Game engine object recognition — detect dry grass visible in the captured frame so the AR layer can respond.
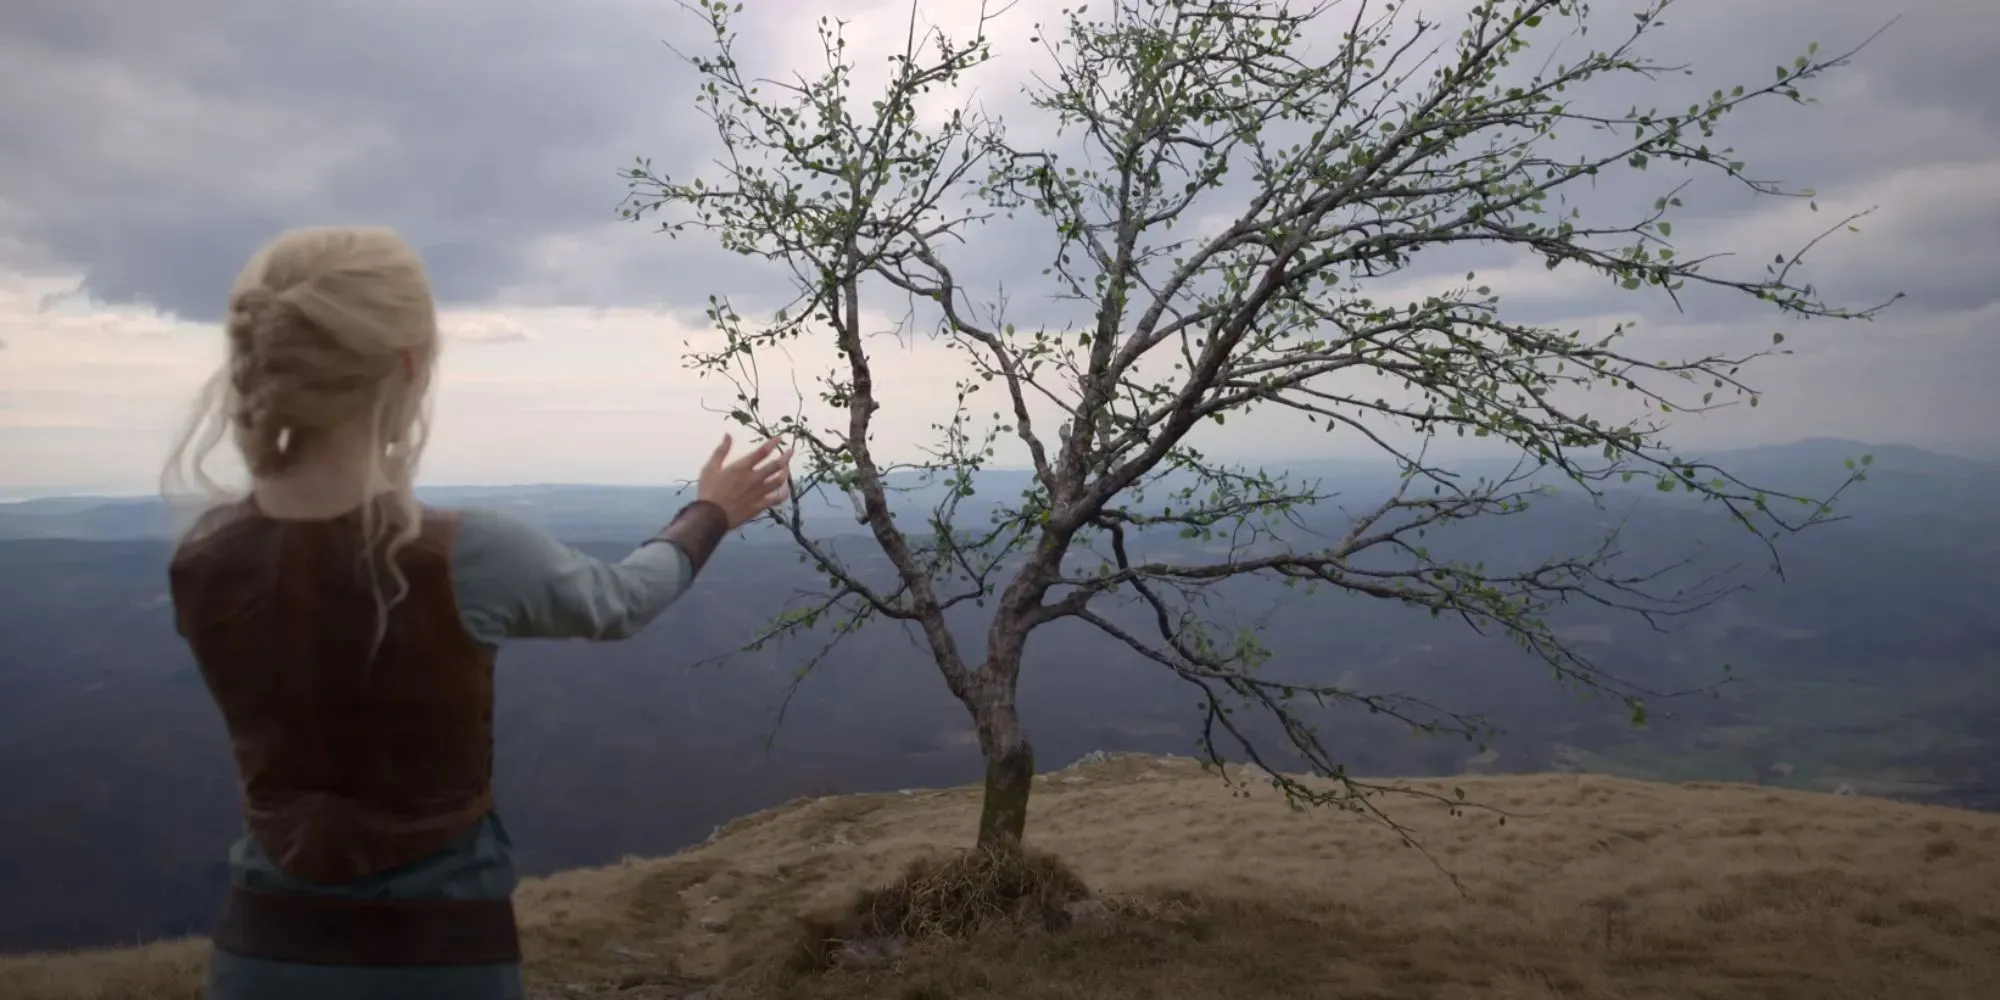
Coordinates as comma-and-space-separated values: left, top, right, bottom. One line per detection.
786, 846, 1089, 973
7, 755, 2000, 999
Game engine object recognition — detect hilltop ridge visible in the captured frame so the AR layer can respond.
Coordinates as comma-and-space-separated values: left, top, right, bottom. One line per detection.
7, 754, 1999, 999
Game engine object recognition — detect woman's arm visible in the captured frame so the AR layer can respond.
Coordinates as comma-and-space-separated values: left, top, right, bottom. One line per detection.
448, 502, 730, 645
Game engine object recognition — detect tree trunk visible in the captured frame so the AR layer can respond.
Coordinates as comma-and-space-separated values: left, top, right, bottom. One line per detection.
976, 738, 1035, 851
969, 681, 1034, 852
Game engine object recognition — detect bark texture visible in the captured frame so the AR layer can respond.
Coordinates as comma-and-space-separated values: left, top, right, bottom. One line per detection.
969, 675, 1035, 851
976, 741, 1035, 851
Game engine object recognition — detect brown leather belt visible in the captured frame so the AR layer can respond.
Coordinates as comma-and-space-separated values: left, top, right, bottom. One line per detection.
212, 885, 522, 967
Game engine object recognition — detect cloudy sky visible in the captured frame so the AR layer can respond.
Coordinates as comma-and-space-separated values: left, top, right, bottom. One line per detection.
0, 0, 1993, 496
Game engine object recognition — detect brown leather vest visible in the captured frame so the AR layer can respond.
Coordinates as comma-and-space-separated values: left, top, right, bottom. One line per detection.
171, 498, 516, 966
172, 500, 497, 883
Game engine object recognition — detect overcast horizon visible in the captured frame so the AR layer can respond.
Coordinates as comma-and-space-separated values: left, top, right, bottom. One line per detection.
4, 0, 1995, 496
1, 434, 1983, 506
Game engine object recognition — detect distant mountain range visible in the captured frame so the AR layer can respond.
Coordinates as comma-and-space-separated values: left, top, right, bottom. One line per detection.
7, 437, 1985, 543
2, 438, 1997, 953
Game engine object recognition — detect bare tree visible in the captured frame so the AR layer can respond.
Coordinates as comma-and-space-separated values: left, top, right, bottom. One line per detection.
622, 0, 1893, 852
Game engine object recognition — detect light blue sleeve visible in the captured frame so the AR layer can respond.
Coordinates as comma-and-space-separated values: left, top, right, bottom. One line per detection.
448, 507, 695, 646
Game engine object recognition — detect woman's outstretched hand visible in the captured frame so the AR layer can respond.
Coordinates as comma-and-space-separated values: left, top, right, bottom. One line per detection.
697, 434, 793, 529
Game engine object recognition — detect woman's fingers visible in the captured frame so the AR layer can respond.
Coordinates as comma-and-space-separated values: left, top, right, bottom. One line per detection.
704, 433, 734, 473
729, 437, 782, 471
746, 447, 793, 486
717, 439, 791, 521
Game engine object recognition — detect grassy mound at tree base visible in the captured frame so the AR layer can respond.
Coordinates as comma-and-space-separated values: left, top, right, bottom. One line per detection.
789, 846, 1091, 972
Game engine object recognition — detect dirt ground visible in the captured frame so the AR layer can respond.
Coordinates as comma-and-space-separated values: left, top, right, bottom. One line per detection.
9, 754, 1998, 999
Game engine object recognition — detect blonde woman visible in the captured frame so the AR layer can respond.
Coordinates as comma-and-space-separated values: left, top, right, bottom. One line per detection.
162, 226, 791, 1000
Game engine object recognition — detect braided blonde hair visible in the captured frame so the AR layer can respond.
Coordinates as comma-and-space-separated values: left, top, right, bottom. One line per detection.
163, 226, 440, 642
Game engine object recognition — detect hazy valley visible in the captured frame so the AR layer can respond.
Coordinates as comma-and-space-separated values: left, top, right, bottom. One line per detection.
2, 438, 1998, 959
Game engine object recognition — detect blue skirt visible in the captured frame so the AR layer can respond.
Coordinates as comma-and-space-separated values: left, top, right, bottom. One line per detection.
205, 813, 527, 998
204, 946, 524, 1000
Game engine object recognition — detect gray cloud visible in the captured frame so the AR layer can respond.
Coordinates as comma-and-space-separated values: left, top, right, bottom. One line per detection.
900, 0, 2000, 339
0, 0, 1994, 357
0, 0, 727, 320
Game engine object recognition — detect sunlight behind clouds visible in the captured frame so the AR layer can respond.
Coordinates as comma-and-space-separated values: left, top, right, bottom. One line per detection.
2, 0, 1997, 495
0, 271, 986, 493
